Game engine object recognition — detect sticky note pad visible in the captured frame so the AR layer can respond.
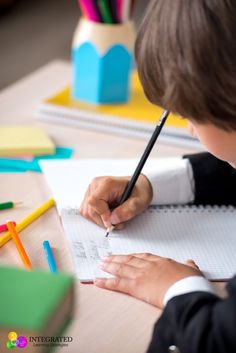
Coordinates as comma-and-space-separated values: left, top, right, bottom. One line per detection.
0, 146, 74, 173
0, 266, 75, 352
0, 125, 55, 156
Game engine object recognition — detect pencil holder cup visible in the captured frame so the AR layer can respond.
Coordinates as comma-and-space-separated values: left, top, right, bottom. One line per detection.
71, 18, 135, 104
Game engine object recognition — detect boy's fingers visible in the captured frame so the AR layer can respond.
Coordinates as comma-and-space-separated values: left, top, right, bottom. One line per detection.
110, 197, 144, 225
100, 261, 138, 279
88, 181, 126, 227
88, 196, 110, 214
102, 254, 148, 268
89, 177, 126, 205
88, 197, 111, 227
132, 253, 162, 261
87, 206, 105, 228
114, 223, 125, 230
79, 203, 105, 228
94, 277, 133, 294
185, 259, 200, 269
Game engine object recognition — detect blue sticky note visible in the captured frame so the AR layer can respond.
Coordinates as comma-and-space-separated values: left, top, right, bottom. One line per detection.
0, 147, 74, 173
0, 159, 30, 172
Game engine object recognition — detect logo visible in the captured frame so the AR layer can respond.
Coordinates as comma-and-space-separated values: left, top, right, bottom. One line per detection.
7, 332, 28, 349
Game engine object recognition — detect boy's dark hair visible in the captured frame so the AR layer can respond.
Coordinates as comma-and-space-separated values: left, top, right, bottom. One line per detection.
135, 0, 236, 131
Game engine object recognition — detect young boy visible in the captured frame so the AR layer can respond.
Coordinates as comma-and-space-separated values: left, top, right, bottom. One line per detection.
79, 1, 236, 352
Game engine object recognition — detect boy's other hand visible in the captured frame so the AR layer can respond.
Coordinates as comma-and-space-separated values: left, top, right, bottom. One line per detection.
79, 174, 153, 229
94, 254, 202, 308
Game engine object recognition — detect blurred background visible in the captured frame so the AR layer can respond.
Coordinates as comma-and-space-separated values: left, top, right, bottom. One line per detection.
0, 0, 148, 90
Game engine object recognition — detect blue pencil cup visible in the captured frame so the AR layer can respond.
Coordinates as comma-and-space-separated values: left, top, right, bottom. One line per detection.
72, 19, 135, 105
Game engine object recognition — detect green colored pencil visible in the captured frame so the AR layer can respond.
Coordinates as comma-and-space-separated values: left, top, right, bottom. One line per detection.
0, 201, 22, 211
98, 0, 113, 24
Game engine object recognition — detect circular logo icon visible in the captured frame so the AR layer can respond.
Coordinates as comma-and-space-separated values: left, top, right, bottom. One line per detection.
16, 336, 28, 348
6, 340, 16, 349
8, 332, 18, 341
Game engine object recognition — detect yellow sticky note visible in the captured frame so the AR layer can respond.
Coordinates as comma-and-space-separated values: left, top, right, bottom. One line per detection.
0, 125, 55, 156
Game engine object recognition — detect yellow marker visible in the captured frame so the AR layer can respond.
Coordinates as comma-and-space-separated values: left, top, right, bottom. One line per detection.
0, 199, 55, 248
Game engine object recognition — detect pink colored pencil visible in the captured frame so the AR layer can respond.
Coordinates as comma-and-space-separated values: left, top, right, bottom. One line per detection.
78, 0, 88, 18
78, 0, 101, 22
121, 0, 131, 22
0, 221, 16, 233
116, 0, 123, 22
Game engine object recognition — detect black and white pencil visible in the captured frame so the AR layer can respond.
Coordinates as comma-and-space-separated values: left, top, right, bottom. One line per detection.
105, 109, 169, 237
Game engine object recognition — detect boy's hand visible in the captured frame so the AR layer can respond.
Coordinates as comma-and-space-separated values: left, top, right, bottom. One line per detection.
79, 174, 153, 229
94, 253, 202, 308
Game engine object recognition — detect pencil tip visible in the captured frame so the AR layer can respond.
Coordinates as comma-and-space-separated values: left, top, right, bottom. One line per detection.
105, 231, 109, 237
14, 201, 23, 206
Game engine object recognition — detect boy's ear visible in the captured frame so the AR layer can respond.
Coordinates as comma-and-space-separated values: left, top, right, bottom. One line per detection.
187, 121, 197, 138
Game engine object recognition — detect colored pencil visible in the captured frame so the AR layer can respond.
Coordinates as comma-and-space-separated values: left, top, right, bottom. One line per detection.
0, 221, 16, 232
78, 0, 101, 22
97, 0, 114, 24
77, 0, 137, 23
78, 0, 89, 18
6, 221, 32, 270
108, 0, 119, 23
121, 0, 131, 22
116, 0, 123, 22
0, 201, 22, 211
43, 240, 58, 273
0, 198, 55, 248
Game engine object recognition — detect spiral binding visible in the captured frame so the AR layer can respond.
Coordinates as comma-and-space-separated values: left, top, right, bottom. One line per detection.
148, 205, 235, 213
61, 205, 235, 217
61, 207, 80, 216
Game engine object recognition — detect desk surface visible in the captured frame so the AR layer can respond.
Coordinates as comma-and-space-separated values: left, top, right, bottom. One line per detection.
0, 60, 225, 353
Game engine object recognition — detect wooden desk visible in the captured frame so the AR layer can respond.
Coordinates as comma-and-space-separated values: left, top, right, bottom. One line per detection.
0, 61, 225, 353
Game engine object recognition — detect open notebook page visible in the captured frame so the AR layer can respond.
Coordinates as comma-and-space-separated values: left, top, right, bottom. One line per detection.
61, 205, 236, 282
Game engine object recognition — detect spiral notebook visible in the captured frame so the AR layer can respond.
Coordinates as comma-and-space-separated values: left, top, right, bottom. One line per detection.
40, 158, 236, 282
36, 72, 200, 148
61, 205, 236, 282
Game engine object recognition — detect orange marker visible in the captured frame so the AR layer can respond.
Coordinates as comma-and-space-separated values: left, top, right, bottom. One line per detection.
6, 221, 32, 270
